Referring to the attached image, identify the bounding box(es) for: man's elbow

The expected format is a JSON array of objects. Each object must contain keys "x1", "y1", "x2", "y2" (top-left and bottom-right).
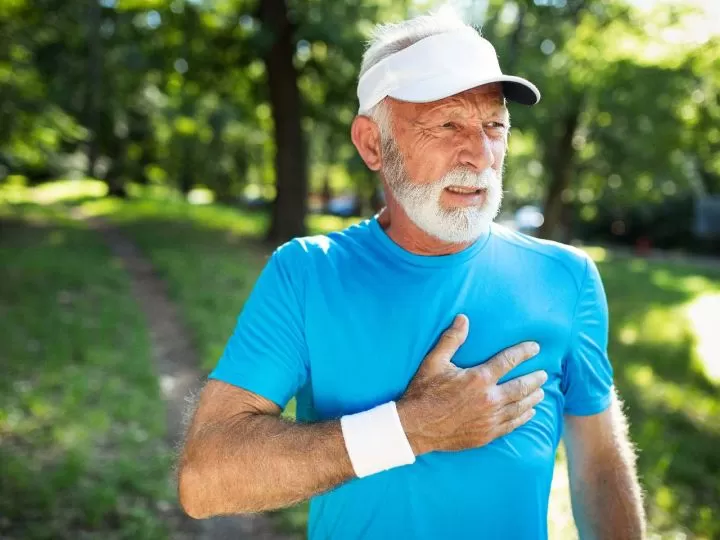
[
  {"x1": 178, "y1": 448, "x2": 244, "y2": 519},
  {"x1": 178, "y1": 460, "x2": 213, "y2": 519},
  {"x1": 177, "y1": 452, "x2": 257, "y2": 518}
]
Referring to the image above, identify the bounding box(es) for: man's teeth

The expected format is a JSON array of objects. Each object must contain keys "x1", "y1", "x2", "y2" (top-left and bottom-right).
[{"x1": 446, "y1": 186, "x2": 482, "y2": 194}]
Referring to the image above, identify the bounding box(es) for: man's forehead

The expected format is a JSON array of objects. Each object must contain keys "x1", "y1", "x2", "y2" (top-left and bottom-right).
[
  {"x1": 457, "y1": 83, "x2": 505, "y2": 102},
  {"x1": 391, "y1": 84, "x2": 507, "y2": 121}
]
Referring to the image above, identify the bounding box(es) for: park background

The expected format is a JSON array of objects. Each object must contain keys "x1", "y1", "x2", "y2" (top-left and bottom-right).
[{"x1": 1, "y1": 0, "x2": 719, "y2": 538}]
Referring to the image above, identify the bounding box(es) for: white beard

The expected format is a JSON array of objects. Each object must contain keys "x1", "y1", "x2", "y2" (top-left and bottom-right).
[{"x1": 381, "y1": 136, "x2": 503, "y2": 244}]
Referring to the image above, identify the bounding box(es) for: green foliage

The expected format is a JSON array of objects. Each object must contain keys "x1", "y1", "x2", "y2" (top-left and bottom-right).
[{"x1": 2, "y1": 0, "x2": 718, "y2": 242}]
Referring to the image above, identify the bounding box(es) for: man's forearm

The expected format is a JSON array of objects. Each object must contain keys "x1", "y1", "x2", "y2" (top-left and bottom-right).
[
  {"x1": 570, "y1": 460, "x2": 645, "y2": 540},
  {"x1": 178, "y1": 413, "x2": 354, "y2": 517},
  {"x1": 567, "y1": 394, "x2": 646, "y2": 540}
]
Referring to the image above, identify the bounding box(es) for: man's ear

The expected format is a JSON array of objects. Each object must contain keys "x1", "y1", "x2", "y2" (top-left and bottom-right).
[{"x1": 351, "y1": 115, "x2": 383, "y2": 172}]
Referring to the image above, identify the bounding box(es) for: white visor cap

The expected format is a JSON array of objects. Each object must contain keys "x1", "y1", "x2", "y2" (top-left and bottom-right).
[{"x1": 357, "y1": 28, "x2": 540, "y2": 114}]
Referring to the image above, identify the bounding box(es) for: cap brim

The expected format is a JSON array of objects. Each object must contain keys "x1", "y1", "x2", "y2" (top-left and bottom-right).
[
  {"x1": 500, "y1": 76, "x2": 541, "y2": 106},
  {"x1": 389, "y1": 74, "x2": 540, "y2": 107}
]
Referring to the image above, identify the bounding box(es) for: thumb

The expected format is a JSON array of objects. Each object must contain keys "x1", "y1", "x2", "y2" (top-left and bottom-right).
[{"x1": 418, "y1": 315, "x2": 469, "y2": 377}]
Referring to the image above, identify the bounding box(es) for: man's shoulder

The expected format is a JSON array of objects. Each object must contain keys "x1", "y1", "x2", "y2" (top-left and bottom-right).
[
  {"x1": 274, "y1": 219, "x2": 373, "y2": 266},
  {"x1": 490, "y1": 223, "x2": 592, "y2": 291}
]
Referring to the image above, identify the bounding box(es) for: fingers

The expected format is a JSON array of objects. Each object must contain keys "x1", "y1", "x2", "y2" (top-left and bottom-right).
[
  {"x1": 497, "y1": 370, "x2": 548, "y2": 404},
  {"x1": 499, "y1": 388, "x2": 545, "y2": 423},
  {"x1": 496, "y1": 408, "x2": 536, "y2": 437},
  {"x1": 479, "y1": 341, "x2": 540, "y2": 382},
  {"x1": 418, "y1": 315, "x2": 469, "y2": 377}
]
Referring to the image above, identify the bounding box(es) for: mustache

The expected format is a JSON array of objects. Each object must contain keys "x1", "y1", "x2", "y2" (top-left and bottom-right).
[{"x1": 438, "y1": 168, "x2": 494, "y2": 189}]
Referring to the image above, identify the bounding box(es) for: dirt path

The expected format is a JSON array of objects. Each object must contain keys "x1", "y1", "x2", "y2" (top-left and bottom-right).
[{"x1": 89, "y1": 217, "x2": 294, "y2": 540}]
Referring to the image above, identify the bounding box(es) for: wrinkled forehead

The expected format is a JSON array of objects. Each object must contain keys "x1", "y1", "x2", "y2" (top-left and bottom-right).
[{"x1": 391, "y1": 83, "x2": 508, "y2": 123}]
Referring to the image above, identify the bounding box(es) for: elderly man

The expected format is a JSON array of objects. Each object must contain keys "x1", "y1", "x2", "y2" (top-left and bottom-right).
[{"x1": 178, "y1": 9, "x2": 645, "y2": 540}]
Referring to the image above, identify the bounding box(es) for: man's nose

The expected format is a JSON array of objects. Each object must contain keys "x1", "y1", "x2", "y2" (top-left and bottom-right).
[{"x1": 458, "y1": 129, "x2": 495, "y2": 172}]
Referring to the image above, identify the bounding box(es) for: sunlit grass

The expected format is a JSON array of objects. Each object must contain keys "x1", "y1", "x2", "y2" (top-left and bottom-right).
[
  {"x1": 1, "y1": 178, "x2": 362, "y2": 240},
  {"x1": 626, "y1": 364, "x2": 718, "y2": 430},
  {"x1": 0, "y1": 178, "x2": 108, "y2": 205},
  {"x1": 597, "y1": 255, "x2": 720, "y2": 537},
  {"x1": 80, "y1": 197, "x2": 269, "y2": 238},
  {"x1": 0, "y1": 211, "x2": 171, "y2": 538},
  {"x1": 308, "y1": 213, "x2": 361, "y2": 234},
  {"x1": 579, "y1": 245, "x2": 609, "y2": 262},
  {"x1": 685, "y1": 292, "x2": 720, "y2": 383}
]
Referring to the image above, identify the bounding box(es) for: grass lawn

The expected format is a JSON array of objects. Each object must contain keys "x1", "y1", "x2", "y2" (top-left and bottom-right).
[
  {"x1": 597, "y1": 251, "x2": 720, "y2": 537},
  {"x1": 4, "y1": 181, "x2": 719, "y2": 538},
  {"x1": 0, "y1": 203, "x2": 172, "y2": 539}
]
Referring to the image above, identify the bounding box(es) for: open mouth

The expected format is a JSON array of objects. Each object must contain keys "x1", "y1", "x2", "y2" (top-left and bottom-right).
[{"x1": 445, "y1": 186, "x2": 485, "y2": 195}]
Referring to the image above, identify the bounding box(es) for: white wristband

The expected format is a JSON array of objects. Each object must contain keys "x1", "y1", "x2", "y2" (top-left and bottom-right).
[{"x1": 340, "y1": 401, "x2": 416, "y2": 478}]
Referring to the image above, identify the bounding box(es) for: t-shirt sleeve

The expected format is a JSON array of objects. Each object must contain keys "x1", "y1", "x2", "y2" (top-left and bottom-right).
[
  {"x1": 561, "y1": 255, "x2": 614, "y2": 416},
  {"x1": 208, "y1": 243, "x2": 309, "y2": 409}
]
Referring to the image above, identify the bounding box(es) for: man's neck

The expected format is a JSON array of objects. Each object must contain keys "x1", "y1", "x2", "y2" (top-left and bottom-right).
[{"x1": 376, "y1": 204, "x2": 472, "y2": 257}]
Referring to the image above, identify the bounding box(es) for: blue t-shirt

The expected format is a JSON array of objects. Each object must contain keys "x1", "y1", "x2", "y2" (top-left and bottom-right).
[{"x1": 210, "y1": 217, "x2": 613, "y2": 540}]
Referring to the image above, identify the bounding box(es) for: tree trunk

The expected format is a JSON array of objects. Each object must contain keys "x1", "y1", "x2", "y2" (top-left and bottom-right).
[
  {"x1": 179, "y1": 140, "x2": 194, "y2": 196},
  {"x1": 85, "y1": 0, "x2": 102, "y2": 179},
  {"x1": 260, "y1": 0, "x2": 307, "y2": 243},
  {"x1": 533, "y1": 1, "x2": 590, "y2": 241},
  {"x1": 538, "y1": 96, "x2": 584, "y2": 240},
  {"x1": 320, "y1": 174, "x2": 332, "y2": 213},
  {"x1": 106, "y1": 181, "x2": 128, "y2": 198},
  {"x1": 208, "y1": 110, "x2": 229, "y2": 200},
  {"x1": 178, "y1": 5, "x2": 195, "y2": 197},
  {"x1": 105, "y1": 141, "x2": 128, "y2": 198}
]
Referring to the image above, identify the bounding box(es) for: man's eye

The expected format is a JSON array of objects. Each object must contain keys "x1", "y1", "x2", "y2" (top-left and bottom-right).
[
  {"x1": 487, "y1": 122, "x2": 506, "y2": 130},
  {"x1": 441, "y1": 122, "x2": 458, "y2": 130}
]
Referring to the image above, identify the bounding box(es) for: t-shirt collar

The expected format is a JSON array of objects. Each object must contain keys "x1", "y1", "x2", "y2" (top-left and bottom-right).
[{"x1": 367, "y1": 215, "x2": 491, "y2": 268}]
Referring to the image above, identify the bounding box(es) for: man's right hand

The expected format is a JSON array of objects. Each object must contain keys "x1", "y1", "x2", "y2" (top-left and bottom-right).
[{"x1": 397, "y1": 314, "x2": 546, "y2": 456}]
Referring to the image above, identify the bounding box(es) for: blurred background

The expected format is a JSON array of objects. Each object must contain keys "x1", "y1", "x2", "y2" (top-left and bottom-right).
[{"x1": 1, "y1": 0, "x2": 719, "y2": 538}]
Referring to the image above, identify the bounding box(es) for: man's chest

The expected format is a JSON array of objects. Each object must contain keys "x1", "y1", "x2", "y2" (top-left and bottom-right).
[{"x1": 302, "y1": 266, "x2": 576, "y2": 420}]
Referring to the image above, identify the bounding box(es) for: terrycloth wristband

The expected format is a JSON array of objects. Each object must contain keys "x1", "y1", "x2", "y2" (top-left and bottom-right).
[{"x1": 340, "y1": 401, "x2": 416, "y2": 478}]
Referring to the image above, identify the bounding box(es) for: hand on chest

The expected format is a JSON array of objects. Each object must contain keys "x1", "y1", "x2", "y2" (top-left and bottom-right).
[{"x1": 306, "y1": 282, "x2": 571, "y2": 417}]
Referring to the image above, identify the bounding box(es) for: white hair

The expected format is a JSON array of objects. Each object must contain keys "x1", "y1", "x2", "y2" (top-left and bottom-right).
[{"x1": 360, "y1": 6, "x2": 476, "y2": 135}]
